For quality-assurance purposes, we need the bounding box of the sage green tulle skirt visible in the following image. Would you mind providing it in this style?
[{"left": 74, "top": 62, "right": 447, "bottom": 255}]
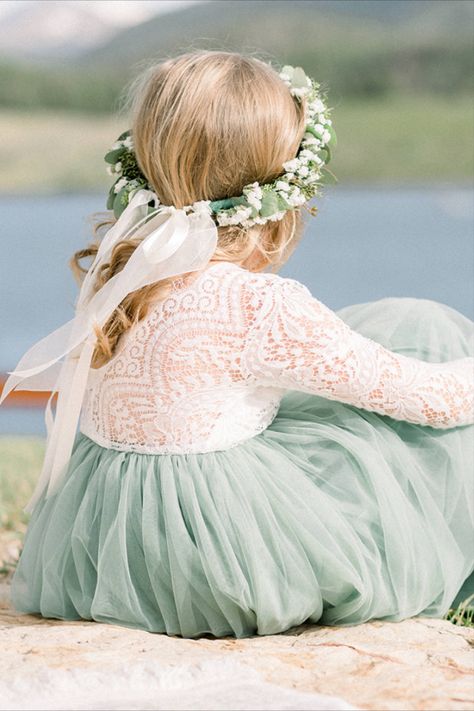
[{"left": 11, "top": 297, "right": 474, "bottom": 638}]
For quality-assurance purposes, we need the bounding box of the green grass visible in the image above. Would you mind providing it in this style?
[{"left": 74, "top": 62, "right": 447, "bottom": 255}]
[
  {"left": 444, "top": 595, "right": 474, "bottom": 628},
  {"left": 0, "top": 436, "right": 44, "bottom": 530},
  {"left": 0, "top": 437, "right": 44, "bottom": 576},
  {"left": 0, "top": 435, "right": 472, "bottom": 627},
  {"left": 0, "top": 94, "right": 472, "bottom": 194},
  {"left": 330, "top": 94, "right": 474, "bottom": 183},
  {"left": 0, "top": 110, "right": 122, "bottom": 193}
]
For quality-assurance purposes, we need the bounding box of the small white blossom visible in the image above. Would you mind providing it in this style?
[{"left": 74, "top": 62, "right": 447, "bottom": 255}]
[
  {"left": 217, "top": 205, "right": 253, "bottom": 226},
  {"left": 290, "top": 86, "right": 311, "bottom": 99},
  {"left": 114, "top": 161, "right": 122, "bottom": 173},
  {"left": 216, "top": 212, "right": 234, "bottom": 226},
  {"left": 275, "top": 180, "right": 290, "bottom": 192},
  {"left": 300, "top": 149, "right": 318, "bottom": 161},
  {"left": 287, "top": 187, "right": 306, "bottom": 207},
  {"left": 298, "top": 166, "right": 310, "bottom": 177},
  {"left": 282, "top": 158, "right": 301, "bottom": 172},
  {"left": 234, "top": 206, "right": 253, "bottom": 221},
  {"left": 322, "top": 130, "right": 331, "bottom": 144},
  {"left": 309, "top": 98, "right": 325, "bottom": 114},
  {"left": 244, "top": 182, "right": 263, "bottom": 210},
  {"left": 302, "top": 133, "right": 320, "bottom": 146},
  {"left": 246, "top": 193, "right": 262, "bottom": 210},
  {"left": 112, "top": 141, "right": 122, "bottom": 149},
  {"left": 268, "top": 211, "right": 286, "bottom": 222},
  {"left": 113, "top": 177, "right": 128, "bottom": 194},
  {"left": 123, "top": 136, "right": 134, "bottom": 150},
  {"left": 192, "top": 200, "right": 212, "bottom": 215}
]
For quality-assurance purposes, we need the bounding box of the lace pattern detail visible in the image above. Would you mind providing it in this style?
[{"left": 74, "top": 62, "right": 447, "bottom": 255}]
[
  {"left": 80, "top": 262, "right": 474, "bottom": 454},
  {"left": 242, "top": 278, "right": 474, "bottom": 429},
  {"left": 80, "top": 263, "right": 286, "bottom": 453}
]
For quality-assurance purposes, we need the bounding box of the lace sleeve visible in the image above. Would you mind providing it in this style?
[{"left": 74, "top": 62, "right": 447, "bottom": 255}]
[{"left": 242, "top": 276, "right": 474, "bottom": 429}]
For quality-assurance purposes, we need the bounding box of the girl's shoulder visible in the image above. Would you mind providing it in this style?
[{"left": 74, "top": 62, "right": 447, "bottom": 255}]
[{"left": 192, "top": 260, "right": 312, "bottom": 300}]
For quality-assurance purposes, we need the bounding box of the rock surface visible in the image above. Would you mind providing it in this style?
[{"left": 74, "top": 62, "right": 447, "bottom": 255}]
[{"left": 0, "top": 583, "right": 473, "bottom": 711}]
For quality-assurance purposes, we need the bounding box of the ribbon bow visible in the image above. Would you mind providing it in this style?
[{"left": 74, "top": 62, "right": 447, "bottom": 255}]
[{"left": 0, "top": 189, "right": 218, "bottom": 513}]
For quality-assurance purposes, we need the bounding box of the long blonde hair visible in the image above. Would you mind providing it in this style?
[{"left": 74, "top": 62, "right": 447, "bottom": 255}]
[{"left": 72, "top": 51, "right": 307, "bottom": 367}]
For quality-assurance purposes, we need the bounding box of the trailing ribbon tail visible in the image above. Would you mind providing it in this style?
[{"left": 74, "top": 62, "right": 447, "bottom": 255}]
[{"left": 0, "top": 190, "right": 218, "bottom": 514}]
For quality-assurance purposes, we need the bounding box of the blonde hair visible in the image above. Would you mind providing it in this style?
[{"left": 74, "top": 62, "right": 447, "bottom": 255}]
[{"left": 72, "top": 51, "right": 307, "bottom": 367}]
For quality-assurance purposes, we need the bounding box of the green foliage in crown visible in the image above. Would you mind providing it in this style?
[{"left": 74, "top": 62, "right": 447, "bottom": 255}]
[{"left": 105, "top": 65, "right": 336, "bottom": 225}]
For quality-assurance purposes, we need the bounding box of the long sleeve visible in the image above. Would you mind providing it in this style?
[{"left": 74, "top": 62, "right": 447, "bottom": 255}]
[{"left": 243, "top": 276, "right": 474, "bottom": 429}]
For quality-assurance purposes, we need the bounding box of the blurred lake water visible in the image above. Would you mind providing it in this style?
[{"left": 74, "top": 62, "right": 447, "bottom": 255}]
[{"left": 1, "top": 187, "right": 473, "bottom": 434}]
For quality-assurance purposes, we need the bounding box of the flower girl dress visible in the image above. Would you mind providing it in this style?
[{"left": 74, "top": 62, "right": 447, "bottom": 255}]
[{"left": 11, "top": 261, "right": 474, "bottom": 638}]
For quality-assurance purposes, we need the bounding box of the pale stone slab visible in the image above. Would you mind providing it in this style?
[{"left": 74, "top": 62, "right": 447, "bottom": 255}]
[{"left": 1, "top": 583, "right": 473, "bottom": 711}]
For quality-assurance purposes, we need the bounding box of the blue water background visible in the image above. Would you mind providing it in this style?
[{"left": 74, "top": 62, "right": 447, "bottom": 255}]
[{"left": 1, "top": 187, "right": 473, "bottom": 434}]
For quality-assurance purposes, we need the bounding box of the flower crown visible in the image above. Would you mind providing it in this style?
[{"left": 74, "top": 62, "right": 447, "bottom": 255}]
[{"left": 104, "top": 65, "right": 336, "bottom": 227}]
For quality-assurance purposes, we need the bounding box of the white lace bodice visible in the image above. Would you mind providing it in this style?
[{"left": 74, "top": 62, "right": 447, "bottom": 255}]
[{"left": 80, "top": 261, "right": 474, "bottom": 453}]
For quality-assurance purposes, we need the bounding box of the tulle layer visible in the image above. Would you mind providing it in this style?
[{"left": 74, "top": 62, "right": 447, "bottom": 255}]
[{"left": 11, "top": 297, "right": 474, "bottom": 638}]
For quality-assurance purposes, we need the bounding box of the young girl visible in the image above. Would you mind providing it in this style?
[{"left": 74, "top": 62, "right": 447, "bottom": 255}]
[{"left": 3, "top": 51, "right": 473, "bottom": 639}]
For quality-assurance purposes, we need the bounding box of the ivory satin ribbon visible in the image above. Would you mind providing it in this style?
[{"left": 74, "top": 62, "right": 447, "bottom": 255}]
[{"left": 0, "top": 190, "right": 218, "bottom": 513}]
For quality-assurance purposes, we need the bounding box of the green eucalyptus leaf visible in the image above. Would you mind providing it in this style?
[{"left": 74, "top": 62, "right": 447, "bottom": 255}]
[
  {"left": 106, "top": 187, "right": 115, "bottom": 211},
  {"left": 320, "top": 166, "right": 338, "bottom": 185},
  {"left": 210, "top": 198, "right": 234, "bottom": 213},
  {"left": 277, "top": 194, "right": 291, "bottom": 211},
  {"left": 118, "top": 129, "right": 131, "bottom": 141},
  {"left": 210, "top": 196, "right": 247, "bottom": 213},
  {"left": 305, "top": 125, "right": 323, "bottom": 141},
  {"left": 327, "top": 125, "right": 337, "bottom": 148},
  {"left": 321, "top": 145, "right": 331, "bottom": 164},
  {"left": 260, "top": 191, "right": 280, "bottom": 218},
  {"left": 113, "top": 186, "right": 129, "bottom": 219},
  {"left": 104, "top": 147, "right": 126, "bottom": 165}
]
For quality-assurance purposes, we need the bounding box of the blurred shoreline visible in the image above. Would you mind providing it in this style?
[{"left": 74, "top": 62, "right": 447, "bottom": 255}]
[{"left": 1, "top": 95, "right": 473, "bottom": 192}]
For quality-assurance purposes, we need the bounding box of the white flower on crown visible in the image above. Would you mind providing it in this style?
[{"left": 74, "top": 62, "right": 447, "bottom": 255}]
[
  {"left": 113, "top": 177, "right": 128, "bottom": 194},
  {"left": 250, "top": 216, "right": 268, "bottom": 226},
  {"left": 303, "top": 133, "right": 320, "bottom": 147},
  {"left": 114, "top": 161, "right": 122, "bottom": 173},
  {"left": 244, "top": 182, "right": 263, "bottom": 210},
  {"left": 286, "top": 187, "right": 306, "bottom": 207},
  {"left": 309, "top": 98, "right": 325, "bottom": 114},
  {"left": 123, "top": 136, "right": 134, "bottom": 150},
  {"left": 216, "top": 205, "right": 253, "bottom": 226},
  {"left": 275, "top": 180, "right": 290, "bottom": 192},
  {"left": 191, "top": 200, "right": 213, "bottom": 215},
  {"left": 300, "top": 149, "right": 318, "bottom": 161},
  {"left": 282, "top": 158, "right": 301, "bottom": 173},
  {"left": 291, "top": 86, "right": 311, "bottom": 99},
  {"left": 268, "top": 211, "right": 287, "bottom": 222}
]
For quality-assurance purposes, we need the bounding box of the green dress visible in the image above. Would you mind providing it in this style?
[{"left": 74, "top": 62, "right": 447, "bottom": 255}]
[{"left": 10, "top": 262, "right": 474, "bottom": 638}]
